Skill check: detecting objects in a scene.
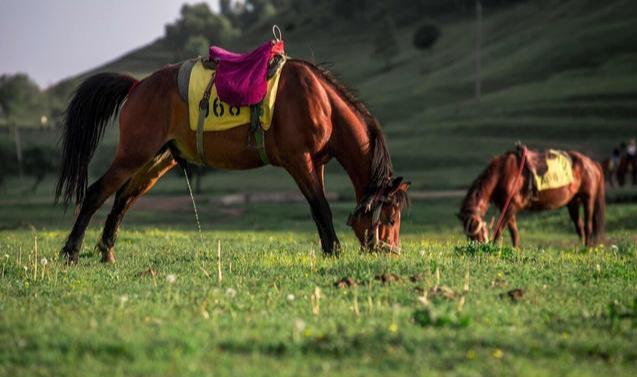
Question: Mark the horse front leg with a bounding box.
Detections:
[286,161,340,255]
[507,215,520,248]
[493,208,511,243]
[567,200,584,245]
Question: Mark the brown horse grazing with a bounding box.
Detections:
[458,148,605,247]
[55,59,410,263]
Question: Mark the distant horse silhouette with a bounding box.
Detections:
[56,59,410,263]
[617,155,637,186]
[458,148,605,247]
[602,154,637,187]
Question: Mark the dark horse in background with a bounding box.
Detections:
[458,148,605,247]
[56,59,410,264]
[602,154,637,187]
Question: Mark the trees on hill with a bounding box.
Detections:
[165,3,238,55]
[0,74,44,124]
[413,24,440,51]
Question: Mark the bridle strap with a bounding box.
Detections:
[465,217,485,236]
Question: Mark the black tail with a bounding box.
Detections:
[55,73,138,206]
[592,163,606,244]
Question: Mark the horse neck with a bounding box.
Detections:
[303,61,392,201]
[462,159,501,216]
[332,113,377,202]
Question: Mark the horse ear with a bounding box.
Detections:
[388,177,409,195]
[398,181,411,192]
[391,176,403,188]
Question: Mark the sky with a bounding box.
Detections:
[0,0,219,88]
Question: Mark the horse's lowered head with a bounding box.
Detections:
[457,209,491,243]
[347,177,410,254]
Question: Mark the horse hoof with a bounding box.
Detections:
[100,251,116,264]
[59,247,79,265]
[63,254,79,265]
[96,241,116,264]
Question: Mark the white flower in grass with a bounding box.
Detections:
[226,288,237,298]
[287,294,295,302]
[293,319,306,332]
[166,274,177,284]
[40,257,48,266]
[610,244,619,252]
[119,295,129,305]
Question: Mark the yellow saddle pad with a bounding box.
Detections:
[187,59,285,132]
[532,150,574,191]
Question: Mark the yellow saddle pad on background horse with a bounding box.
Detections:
[532,150,574,191]
[187,59,285,132]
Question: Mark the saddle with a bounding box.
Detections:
[522,147,574,193]
[210,40,285,107]
[177,26,286,166]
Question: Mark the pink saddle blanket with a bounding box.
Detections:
[209,40,285,107]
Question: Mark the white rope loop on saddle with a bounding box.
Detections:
[272,25,283,42]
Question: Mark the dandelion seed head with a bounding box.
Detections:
[287,294,295,302]
[40,257,48,266]
[293,318,306,332]
[166,274,177,284]
[225,288,237,298]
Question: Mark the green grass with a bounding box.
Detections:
[2,1,637,375]
[1,200,636,376]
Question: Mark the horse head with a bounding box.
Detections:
[458,209,490,243]
[348,177,410,254]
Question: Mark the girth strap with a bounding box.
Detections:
[250,104,270,165]
[196,71,216,164]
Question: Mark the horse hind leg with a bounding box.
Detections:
[567,200,584,245]
[61,159,145,263]
[61,139,168,263]
[96,150,176,263]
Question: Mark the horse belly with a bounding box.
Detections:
[531,187,572,210]
[172,124,266,170]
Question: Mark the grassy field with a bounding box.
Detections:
[2,0,636,375]
[1,199,636,376]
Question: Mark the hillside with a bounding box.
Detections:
[49,0,637,191]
